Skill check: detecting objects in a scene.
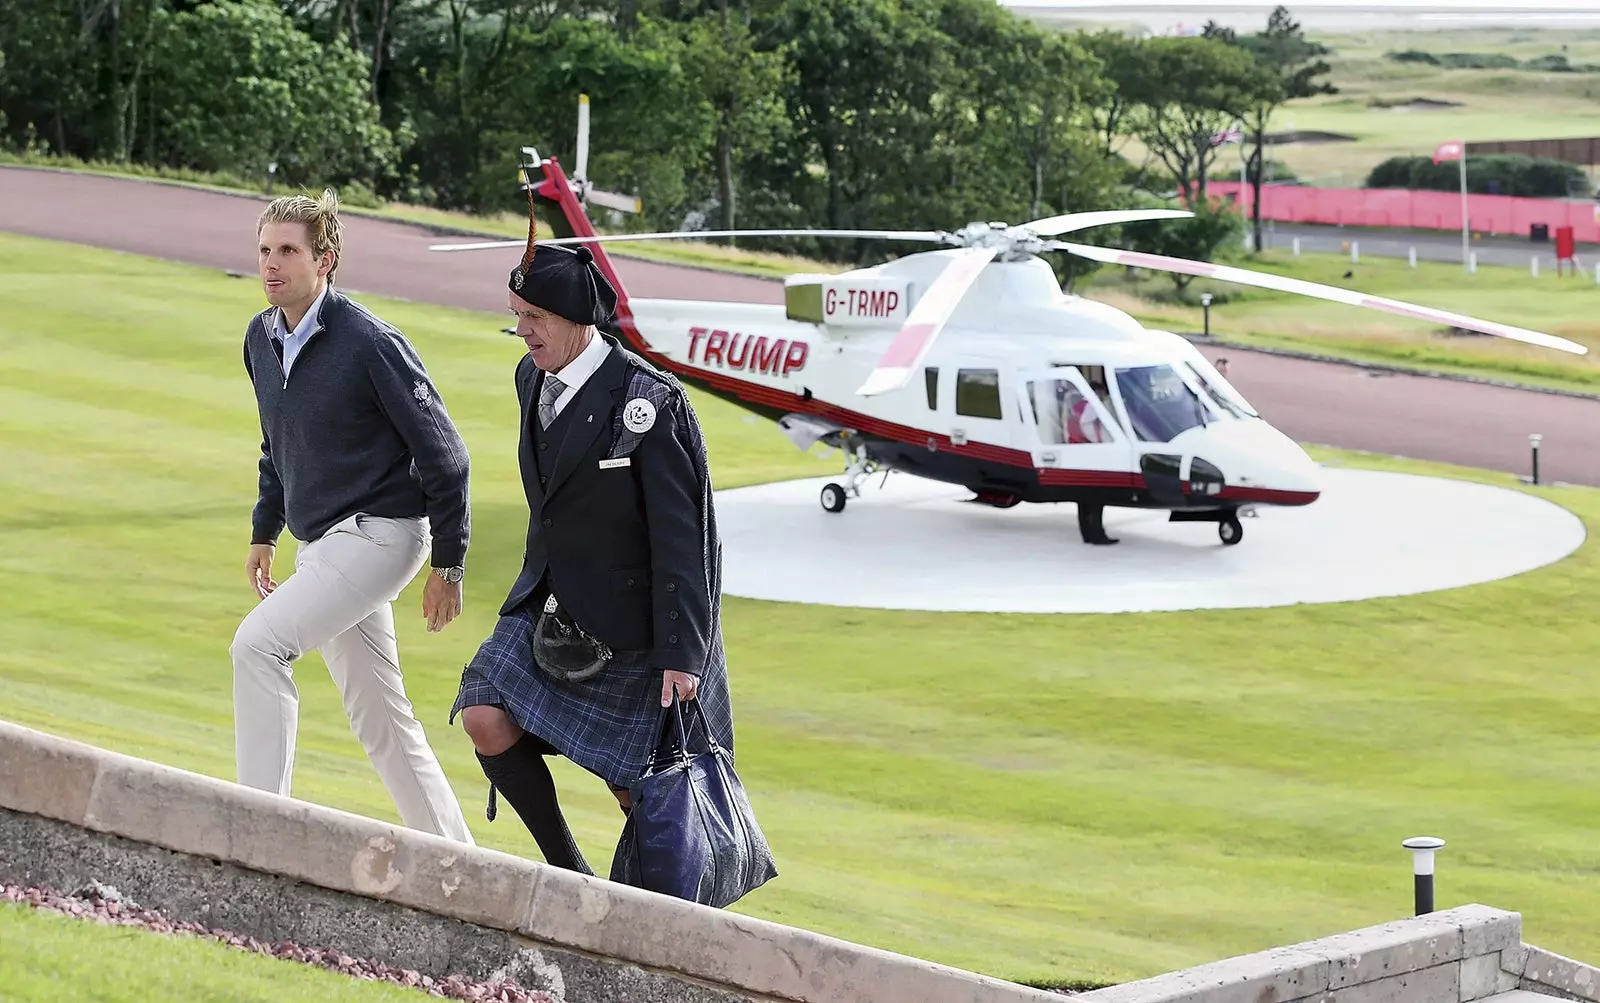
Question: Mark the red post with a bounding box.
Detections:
[1556,226,1576,276]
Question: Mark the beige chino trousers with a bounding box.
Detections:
[230,512,473,844]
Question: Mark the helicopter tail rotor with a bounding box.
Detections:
[1051,240,1588,356]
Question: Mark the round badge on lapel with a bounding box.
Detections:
[624,397,656,434]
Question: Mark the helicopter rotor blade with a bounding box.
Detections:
[1052,241,1589,356]
[428,228,951,252]
[856,246,1000,397]
[1025,208,1193,237]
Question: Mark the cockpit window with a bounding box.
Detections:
[1181,361,1256,419]
[1114,365,1210,442]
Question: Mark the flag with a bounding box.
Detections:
[1209,122,1243,147]
[1432,141,1465,164]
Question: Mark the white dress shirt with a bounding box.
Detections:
[271,285,330,377]
[544,333,611,419]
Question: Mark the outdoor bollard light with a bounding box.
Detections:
[266,161,278,196]
[1201,292,1213,338]
[1403,836,1445,916]
[1530,434,1542,485]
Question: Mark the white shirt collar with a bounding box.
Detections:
[549,331,610,393]
[272,284,330,342]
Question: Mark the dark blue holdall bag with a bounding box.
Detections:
[609,696,777,908]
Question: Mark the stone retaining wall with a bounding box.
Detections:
[4,717,1600,1003]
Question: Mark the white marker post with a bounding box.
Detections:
[1352,241,1360,264]
[1409,246,1417,268]
[1293,237,1301,256]
[1402,836,1446,915]
[1532,256,1540,278]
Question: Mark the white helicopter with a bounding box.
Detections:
[433,139,1587,547]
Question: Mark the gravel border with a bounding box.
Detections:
[1,881,556,1002]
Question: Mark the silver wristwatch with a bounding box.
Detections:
[433,566,465,584]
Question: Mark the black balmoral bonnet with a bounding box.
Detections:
[507,187,619,326]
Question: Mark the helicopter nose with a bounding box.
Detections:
[1191,419,1321,504]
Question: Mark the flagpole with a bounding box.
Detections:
[1459,140,1469,271]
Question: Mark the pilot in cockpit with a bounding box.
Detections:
[1059,380,1110,445]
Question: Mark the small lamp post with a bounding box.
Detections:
[1402,836,1445,916]
[266,161,278,196]
[1529,434,1542,485]
[1201,292,1213,338]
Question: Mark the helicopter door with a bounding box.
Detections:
[943,362,1017,452]
[1019,367,1134,480]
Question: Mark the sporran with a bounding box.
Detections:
[529,592,613,682]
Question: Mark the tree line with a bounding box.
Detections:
[0,0,1335,273]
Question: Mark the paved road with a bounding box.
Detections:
[1261,222,1600,271]
[4,166,1598,486]
[0,166,781,313]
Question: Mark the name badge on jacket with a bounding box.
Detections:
[599,457,632,470]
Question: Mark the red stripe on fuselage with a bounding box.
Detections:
[1220,485,1320,506]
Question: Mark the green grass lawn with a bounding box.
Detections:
[3,230,1600,987]
[1081,247,1600,394]
[0,903,433,1002]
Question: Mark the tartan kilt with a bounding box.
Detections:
[449,606,734,791]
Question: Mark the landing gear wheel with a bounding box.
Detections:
[1218,515,1243,546]
[820,483,847,513]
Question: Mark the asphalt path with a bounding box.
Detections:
[1263,222,1600,271]
[0,166,781,313]
[4,166,1598,487]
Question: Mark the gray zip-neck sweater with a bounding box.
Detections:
[243,287,470,569]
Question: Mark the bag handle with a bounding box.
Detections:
[680,697,721,753]
[644,695,692,770]
[642,692,719,770]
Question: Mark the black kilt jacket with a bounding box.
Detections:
[452,336,733,789]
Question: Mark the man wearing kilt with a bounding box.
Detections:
[450,226,734,877]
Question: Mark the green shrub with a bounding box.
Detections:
[1365,153,1587,198]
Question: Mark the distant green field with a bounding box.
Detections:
[5,231,1600,987]
[1258,27,1600,187]
[1106,27,1600,188]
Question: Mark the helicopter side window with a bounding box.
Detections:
[1028,380,1111,445]
[1114,365,1210,443]
[925,367,939,410]
[955,368,1003,420]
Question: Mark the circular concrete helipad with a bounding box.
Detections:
[713,468,1585,614]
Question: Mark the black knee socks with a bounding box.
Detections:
[476,734,593,875]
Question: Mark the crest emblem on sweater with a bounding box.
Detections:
[413,381,432,407]
[623,397,656,434]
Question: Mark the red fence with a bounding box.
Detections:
[1207,181,1600,243]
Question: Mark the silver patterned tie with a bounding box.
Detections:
[538,374,565,429]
